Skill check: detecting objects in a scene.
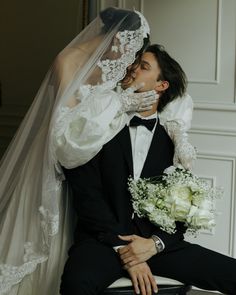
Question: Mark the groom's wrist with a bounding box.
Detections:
[151,235,165,254]
[113,245,125,252]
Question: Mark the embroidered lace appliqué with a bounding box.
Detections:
[97,10,150,89]
[164,120,197,170]
[0,204,60,295]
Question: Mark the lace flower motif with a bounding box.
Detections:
[97,10,150,89]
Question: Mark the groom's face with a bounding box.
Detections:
[122,52,161,92]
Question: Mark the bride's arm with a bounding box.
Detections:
[159,94,197,170]
[51,88,131,169]
[53,47,90,107]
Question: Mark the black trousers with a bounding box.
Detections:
[60,239,236,295]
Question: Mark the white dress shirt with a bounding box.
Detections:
[129,112,158,179]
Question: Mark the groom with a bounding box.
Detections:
[60,45,236,295]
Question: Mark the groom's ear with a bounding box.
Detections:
[154,80,169,94]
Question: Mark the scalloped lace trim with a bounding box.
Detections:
[0,243,47,295]
[0,207,59,294]
[97,11,149,90]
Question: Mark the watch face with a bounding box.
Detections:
[152,235,164,253]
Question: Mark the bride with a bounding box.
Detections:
[0,6,195,295]
[0,7,159,295]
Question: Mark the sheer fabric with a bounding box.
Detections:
[0,8,150,295]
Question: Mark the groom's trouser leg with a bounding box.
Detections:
[60,239,124,295]
[148,241,236,294]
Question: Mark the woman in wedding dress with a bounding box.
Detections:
[0,6,195,295]
[0,7,160,295]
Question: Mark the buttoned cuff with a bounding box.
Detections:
[113,245,125,252]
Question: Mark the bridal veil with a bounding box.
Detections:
[0,7,150,294]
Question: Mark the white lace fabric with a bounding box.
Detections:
[159,94,196,170]
[164,120,196,170]
[98,10,149,87]
[0,249,47,295]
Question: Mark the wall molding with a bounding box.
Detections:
[140,0,222,85]
[98,0,119,11]
[118,0,125,7]
[188,0,222,85]
[234,15,236,104]
[194,101,236,111]
[189,127,236,138]
[198,175,216,236]
[196,153,236,256]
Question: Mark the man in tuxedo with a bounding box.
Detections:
[60,45,236,295]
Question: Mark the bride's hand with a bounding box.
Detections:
[120,83,159,113]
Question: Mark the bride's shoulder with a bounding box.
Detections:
[159,94,193,130]
[161,94,193,116]
[53,47,88,71]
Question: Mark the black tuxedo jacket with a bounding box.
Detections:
[63,120,186,251]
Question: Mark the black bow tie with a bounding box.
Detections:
[129,116,157,131]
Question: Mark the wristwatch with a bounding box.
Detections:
[151,235,165,253]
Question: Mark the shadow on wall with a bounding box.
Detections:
[0,0,86,159]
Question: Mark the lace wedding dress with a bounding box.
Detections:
[0,7,195,295]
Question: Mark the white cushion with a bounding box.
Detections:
[108,276,184,288]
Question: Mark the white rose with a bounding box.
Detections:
[192,192,207,206]
[190,209,215,229]
[164,166,176,175]
[170,185,192,201]
[170,198,191,221]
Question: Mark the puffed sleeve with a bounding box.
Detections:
[159,94,196,170]
[52,88,131,168]
[159,94,193,131]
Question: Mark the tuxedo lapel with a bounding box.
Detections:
[116,120,173,179]
[135,120,174,238]
[140,120,160,178]
[117,125,134,176]
[140,119,174,178]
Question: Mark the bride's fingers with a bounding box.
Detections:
[140,98,158,107]
[132,82,145,92]
[137,106,153,112]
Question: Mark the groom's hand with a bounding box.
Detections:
[118,234,157,269]
[127,261,158,295]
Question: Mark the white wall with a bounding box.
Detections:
[99,0,236,258]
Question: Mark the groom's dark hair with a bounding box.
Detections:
[146,44,187,112]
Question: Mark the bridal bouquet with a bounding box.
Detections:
[128,166,223,235]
